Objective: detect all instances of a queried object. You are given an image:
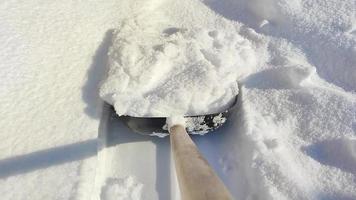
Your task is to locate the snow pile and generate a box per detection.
[100,19,265,116]
[212,0,356,91]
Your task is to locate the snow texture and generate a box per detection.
[1,0,356,200]
[100,177,143,200]
[100,24,244,117]
[0,1,122,199]
[97,0,356,199]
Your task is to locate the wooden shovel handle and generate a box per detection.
[169,125,232,200]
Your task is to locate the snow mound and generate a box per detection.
[305,137,356,174]
[100,21,267,116]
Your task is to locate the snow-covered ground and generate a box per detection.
[1,0,355,200]
[0,1,122,199]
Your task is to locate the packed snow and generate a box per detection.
[1,0,355,200]
[99,22,245,117]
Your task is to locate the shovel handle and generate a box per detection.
[169,125,232,200]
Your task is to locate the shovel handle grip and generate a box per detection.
[169,125,232,200]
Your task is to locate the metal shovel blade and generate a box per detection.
[114,95,238,136]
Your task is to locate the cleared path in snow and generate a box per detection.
[93,101,244,199]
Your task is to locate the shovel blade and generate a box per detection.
[118,111,229,136]
[114,95,238,136]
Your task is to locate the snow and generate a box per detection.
[99,24,246,117]
[100,177,143,200]
[1,0,355,200]
[166,116,186,129]
[0,1,122,199]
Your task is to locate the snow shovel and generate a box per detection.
[117,96,238,200]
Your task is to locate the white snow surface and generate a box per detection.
[0,1,122,200]
[1,0,356,200]
[100,21,243,117]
